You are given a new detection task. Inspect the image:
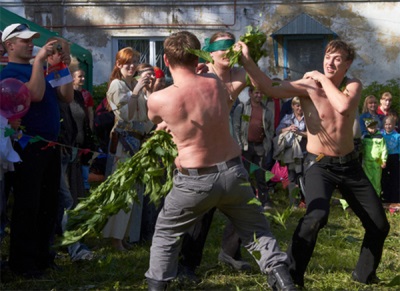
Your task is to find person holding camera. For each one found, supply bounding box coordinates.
[1,24,73,278]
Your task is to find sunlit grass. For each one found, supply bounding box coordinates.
[1,187,399,290]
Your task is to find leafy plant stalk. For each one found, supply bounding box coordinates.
[62,130,177,245]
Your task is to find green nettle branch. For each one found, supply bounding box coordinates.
[62,130,177,246]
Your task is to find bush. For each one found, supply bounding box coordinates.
[92,82,108,108]
[360,78,400,113]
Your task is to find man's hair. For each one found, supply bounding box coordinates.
[325,40,355,61]
[209,31,235,44]
[164,31,200,67]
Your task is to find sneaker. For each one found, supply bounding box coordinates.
[218,250,251,271]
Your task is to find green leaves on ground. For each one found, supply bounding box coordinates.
[62,130,177,245]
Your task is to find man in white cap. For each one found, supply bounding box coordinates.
[1,23,73,278]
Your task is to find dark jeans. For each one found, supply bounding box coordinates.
[9,142,61,273]
[287,153,390,284]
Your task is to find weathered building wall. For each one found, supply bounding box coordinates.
[2,1,399,87]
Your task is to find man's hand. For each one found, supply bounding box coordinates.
[36,40,58,63]
[196,63,209,74]
[235,41,251,65]
[303,70,325,87]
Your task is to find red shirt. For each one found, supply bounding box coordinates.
[81,89,94,108]
[248,105,265,143]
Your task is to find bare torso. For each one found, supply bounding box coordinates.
[148,71,241,168]
[300,78,358,156]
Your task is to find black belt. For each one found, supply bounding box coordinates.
[179,156,242,176]
[308,151,359,165]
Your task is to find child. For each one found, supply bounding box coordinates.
[380,115,400,203]
[361,118,388,197]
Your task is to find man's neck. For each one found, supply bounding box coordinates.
[7,56,31,65]
[250,100,262,108]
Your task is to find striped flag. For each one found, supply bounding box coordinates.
[45,62,73,88]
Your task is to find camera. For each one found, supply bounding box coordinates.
[53,43,63,54]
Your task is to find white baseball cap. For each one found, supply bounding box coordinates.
[1,23,40,42]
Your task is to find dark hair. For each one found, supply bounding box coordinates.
[164,31,200,67]
[135,63,154,77]
[325,40,355,61]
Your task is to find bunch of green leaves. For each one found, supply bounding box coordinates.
[62,130,177,245]
[225,26,267,67]
[186,47,213,64]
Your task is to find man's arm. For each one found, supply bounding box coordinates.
[237,41,309,99]
[56,49,74,103]
[147,92,163,125]
[304,71,362,115]
[26,40,58,102]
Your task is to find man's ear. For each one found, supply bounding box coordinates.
[163,54,170,67]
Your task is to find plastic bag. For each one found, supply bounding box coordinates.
[270,161,288,182]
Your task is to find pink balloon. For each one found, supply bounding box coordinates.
[0,78,32,120]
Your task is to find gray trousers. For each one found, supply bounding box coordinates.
[145,159,288,282]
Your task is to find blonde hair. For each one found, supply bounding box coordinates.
[362,95,377,113]
[381,92,392,100]
[291,96,300,105]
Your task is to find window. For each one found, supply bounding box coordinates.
[114,37,170,79]
[284,37,325,81]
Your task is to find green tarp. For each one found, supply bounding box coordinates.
[0,7,93,92]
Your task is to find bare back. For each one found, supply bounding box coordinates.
[148,72,241,168]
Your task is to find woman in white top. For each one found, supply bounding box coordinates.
[103,48,154,251]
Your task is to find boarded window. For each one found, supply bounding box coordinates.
[286,39,325,81]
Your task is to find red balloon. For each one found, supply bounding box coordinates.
[0,78,32,120]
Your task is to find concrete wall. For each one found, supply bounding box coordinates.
[2,1,399,87]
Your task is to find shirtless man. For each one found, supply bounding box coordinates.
[238,39,390,287]
[179,32,256,278]
[145,31,296,291]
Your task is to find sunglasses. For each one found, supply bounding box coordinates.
[3,23,30,41]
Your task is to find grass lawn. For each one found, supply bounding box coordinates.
[1,186,399,290]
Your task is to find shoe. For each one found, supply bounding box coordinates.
[352,270,381,284]
[267,265,297,291]
[218,250,251,271]
[147,278,168,291]
[71,249,95,262]
[177,264,200,284]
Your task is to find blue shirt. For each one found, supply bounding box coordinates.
[381,130,400,155]
[276,113,306,136]
[1,62,60,141]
